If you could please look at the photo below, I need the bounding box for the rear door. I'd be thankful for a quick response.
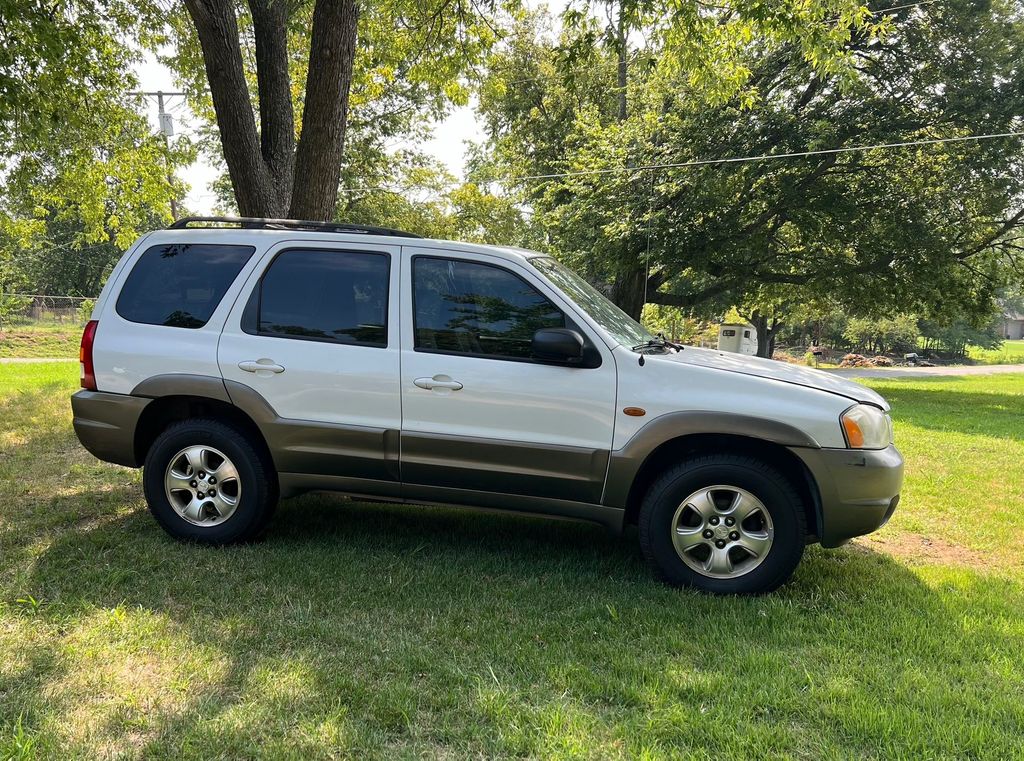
[399,249,618,505]
[218,240,402,494]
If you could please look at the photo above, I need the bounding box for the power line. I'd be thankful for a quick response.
[331,128,1023,197]
[490,130,1024,185]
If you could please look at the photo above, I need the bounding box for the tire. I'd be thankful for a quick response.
[143,418,278,544]
[638,454,806,594]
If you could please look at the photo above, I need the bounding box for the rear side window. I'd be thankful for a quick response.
[116,243,255,328]
[255,249,390,347]
[413,256,564,359]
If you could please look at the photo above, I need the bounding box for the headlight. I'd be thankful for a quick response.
[841,404,893,449]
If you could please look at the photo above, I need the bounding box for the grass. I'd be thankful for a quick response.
[968,338,1024,365]
[0,324,81,359]
[2,364,1023,759]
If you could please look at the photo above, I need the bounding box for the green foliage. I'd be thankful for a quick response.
[0,293,31,329]
[843,314,919,355]
[77,299,96,325]
[0,1,184,247]
[918,315,1003,357]
[641,304,715,344]
[476,1,1024,325]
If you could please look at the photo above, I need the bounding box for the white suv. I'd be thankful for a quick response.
[71,217,903,594]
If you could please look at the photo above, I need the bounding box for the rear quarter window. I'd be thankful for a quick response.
[116,243,255,328]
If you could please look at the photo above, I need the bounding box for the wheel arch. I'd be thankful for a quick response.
[133,393,275,479]
[611,422,823,541]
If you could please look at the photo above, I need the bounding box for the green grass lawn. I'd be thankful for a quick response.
[0,324,80,359]
[2,364,1023,759]
[967,338,1024,365]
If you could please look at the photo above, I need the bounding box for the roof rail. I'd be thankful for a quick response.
[168,216,423,239]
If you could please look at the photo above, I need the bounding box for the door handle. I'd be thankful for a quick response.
[238,359,285,374]
[414,375,463,391]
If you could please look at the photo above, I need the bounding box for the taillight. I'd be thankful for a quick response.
[80,320,98,390]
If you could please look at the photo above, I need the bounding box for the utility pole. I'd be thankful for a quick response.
[156,91,179,220]
[129,91,187,219]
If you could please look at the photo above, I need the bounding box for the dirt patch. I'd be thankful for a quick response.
[853,531,989,570]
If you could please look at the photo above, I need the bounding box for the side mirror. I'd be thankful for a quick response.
[532,328,585,365]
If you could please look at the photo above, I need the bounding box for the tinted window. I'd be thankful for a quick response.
[413,257,564,359]
[257,249,389,347]
[117,243,255,328]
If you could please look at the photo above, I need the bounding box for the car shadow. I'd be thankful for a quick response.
[12,493,1024,756]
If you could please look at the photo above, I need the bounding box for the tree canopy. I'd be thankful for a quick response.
[474,0,1024,355]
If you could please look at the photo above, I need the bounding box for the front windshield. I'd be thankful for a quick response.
[529,257,656,349]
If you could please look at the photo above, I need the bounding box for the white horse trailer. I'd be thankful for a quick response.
[717,323,758,355]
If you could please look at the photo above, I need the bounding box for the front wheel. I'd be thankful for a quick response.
[638,454,806,594]
[143,419,277,544]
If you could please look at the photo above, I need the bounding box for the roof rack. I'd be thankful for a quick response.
[168,216,423,239]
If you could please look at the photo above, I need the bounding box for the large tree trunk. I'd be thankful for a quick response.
[250,0,295,214]
[611,260,647,321]
[184,0,279,216]
[183,0,358,220]
[747,310,781,358]
[289,0,358,220]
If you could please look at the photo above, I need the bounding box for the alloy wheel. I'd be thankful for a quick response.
[670,485,774,579]
[164,445,241,527]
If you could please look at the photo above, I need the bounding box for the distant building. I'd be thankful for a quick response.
[1002,310,1024,340]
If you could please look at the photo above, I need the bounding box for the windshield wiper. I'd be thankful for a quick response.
[631,334,682,353]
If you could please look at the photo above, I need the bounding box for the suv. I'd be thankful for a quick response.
[71,217,903,594]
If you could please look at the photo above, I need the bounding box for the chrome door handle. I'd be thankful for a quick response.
[414,375,463,391]
[238,359,285,374]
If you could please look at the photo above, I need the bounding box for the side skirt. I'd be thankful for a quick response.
[277,473,626,533]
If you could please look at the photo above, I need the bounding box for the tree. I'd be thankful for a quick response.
[476,1,1024,334]
[168,0,505,220]
[0,0,185,249]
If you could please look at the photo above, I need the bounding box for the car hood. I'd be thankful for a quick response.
[649,346,889,409]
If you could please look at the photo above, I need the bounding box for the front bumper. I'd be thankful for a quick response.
[71,390,151,467]
[792,444,904,547]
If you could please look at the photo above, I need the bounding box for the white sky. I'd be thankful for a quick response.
[134,0,563,215]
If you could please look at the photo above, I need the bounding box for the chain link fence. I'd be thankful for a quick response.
[0,294,96,329]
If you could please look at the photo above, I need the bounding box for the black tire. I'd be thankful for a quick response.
[143,418,278,544]
[638,454,806,594]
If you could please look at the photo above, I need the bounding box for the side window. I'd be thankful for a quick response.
[116,243,255,328]
[413,257,564,359]
[255,249,389,347]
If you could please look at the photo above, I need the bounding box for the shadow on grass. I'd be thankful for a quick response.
[10,494,1024,757]
[870,382,1024,441]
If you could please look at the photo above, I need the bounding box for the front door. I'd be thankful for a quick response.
[399,249,617,505]
[219,241,402,493]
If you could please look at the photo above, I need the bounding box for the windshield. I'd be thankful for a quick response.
[529,257,656,349]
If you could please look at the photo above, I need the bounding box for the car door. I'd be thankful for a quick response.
[399,248,618,506]
[218,240,402,495]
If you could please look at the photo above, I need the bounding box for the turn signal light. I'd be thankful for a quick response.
[841,415,864,448]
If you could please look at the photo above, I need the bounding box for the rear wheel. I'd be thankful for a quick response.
[638,454,806,594]
[143,419,277,544]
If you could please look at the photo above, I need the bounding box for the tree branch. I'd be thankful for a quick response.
[183,0,276,216]
[289,0,359,220]
[248,0,294,213]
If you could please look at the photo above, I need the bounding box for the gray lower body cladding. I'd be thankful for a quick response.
[791,444,903,547]
[71,390,151,468]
